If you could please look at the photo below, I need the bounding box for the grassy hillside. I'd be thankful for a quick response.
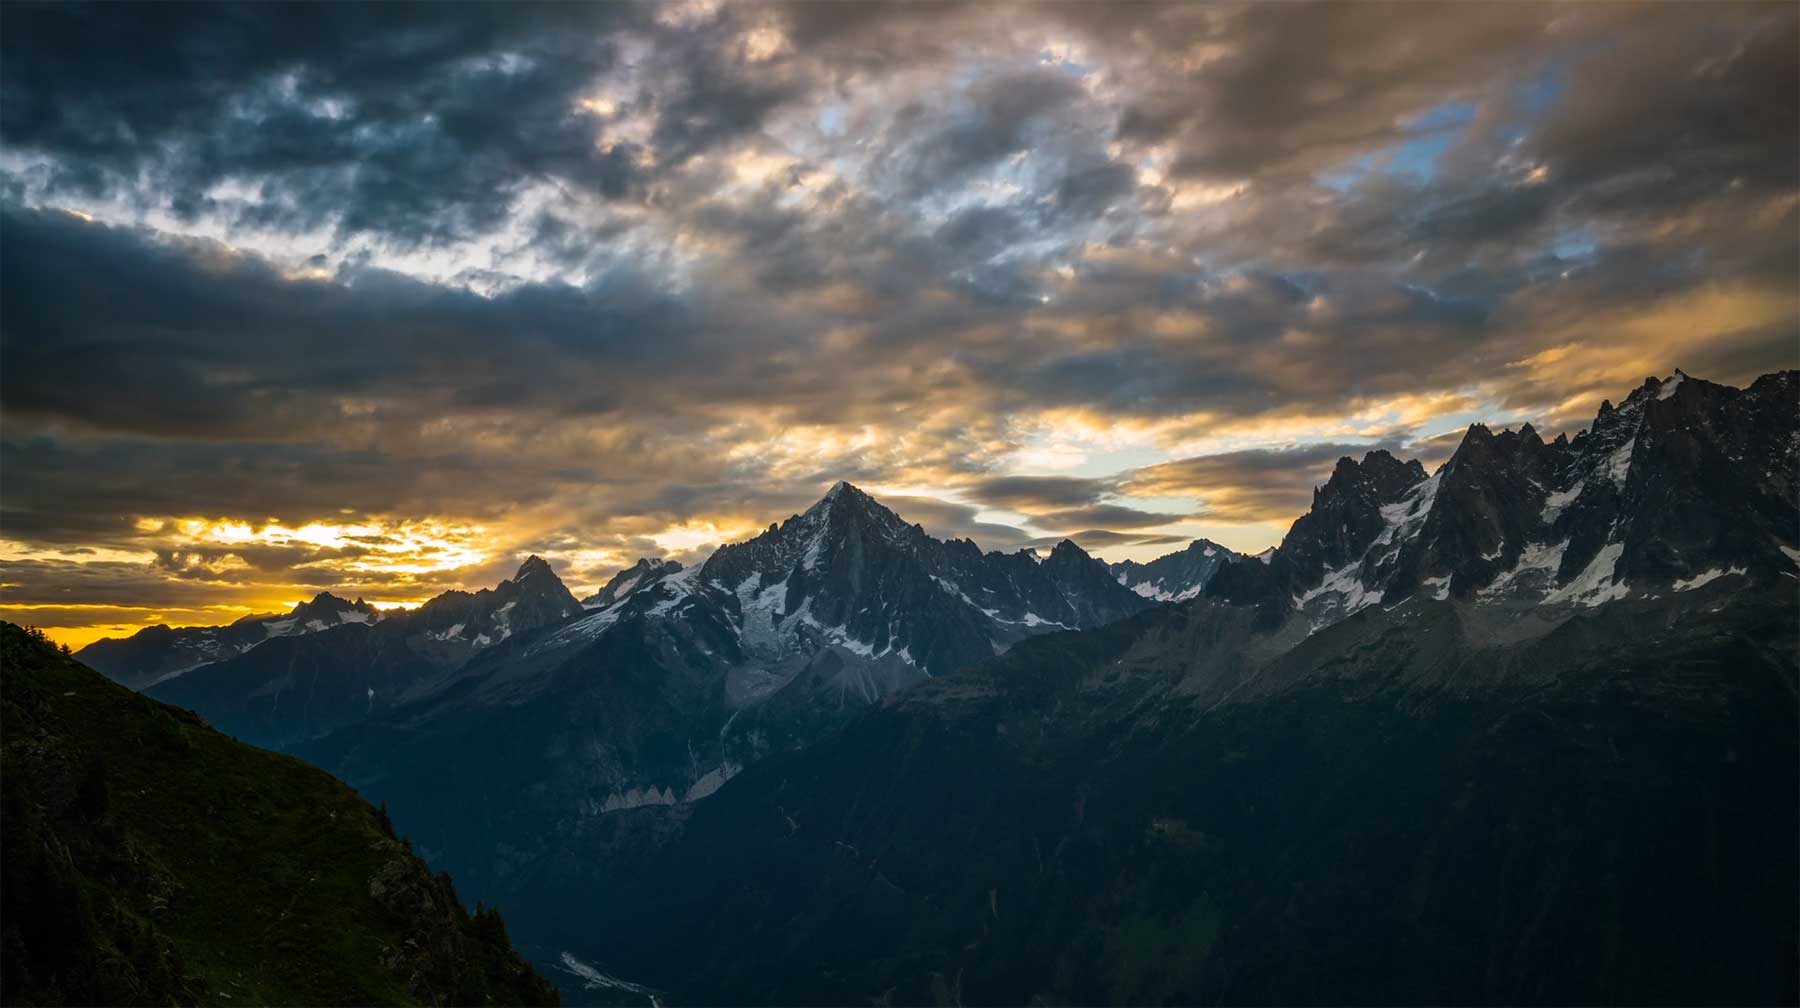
[0,622,558,1006]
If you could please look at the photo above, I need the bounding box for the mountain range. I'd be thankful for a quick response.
[299,483,1170,901]
[76,592,382,691]
[519,368,1797,1003]
[69,369,1799,1003]
[77,556,583,749]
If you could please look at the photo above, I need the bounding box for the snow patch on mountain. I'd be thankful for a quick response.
[1299,559,1386,626]
[1481,540,1568,599]
[1546,543,1629,606]
[557,953,658,1000]
[1541,481,1583,523]
[1374,471,1441,548]
[1672,567,1744,591]
[1604,440,1635,488]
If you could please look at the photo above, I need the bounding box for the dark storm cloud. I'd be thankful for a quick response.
[0,205,713,439]
[882,67,1088,197]
[962,475,1116,513]
[1123,441,1410,524]
[1022,530,1189,553]
[0,559,270,608]
[1082,2,1553,179]
[1036,504,1186,531]
[0,2,811,246]
[956,476,1182,531]
[1527,10,1798,218]
[871,496,1034,551]
[0,435,525,547]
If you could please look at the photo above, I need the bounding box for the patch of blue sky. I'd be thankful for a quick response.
[1319,150,1382,192]
[1320,100,1476,190]
[1038,47,1094,78]
[1523,66,1565,116]
[1551,228,1598,261]
[1390,100,1476,181]
[1408,100,1478,132]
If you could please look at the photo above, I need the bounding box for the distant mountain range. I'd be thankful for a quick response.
[298,483,1176,904]
[110,555,586,750]
[84,482,1226,760]
[522,369,1797,1004]
[71,369,1799,1003]
[76,592,382,690]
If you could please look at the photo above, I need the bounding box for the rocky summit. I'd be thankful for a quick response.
[1212,370,1799,633]
[1109,538,1237,601]
[296,482,1158,910]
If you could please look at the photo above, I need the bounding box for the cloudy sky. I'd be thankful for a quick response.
[1,2,1794,645]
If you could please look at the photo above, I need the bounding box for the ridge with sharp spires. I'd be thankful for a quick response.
[1201,369,1799,629]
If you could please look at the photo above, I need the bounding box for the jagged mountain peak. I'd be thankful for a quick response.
[581,556,683,609]
[294,590,354,611]
[1110,538,1237,602]
[1317,449,1427,503]
[540,482,1154,695]
[405,554,582,652]
[1231,367,1798,628]
[624,555,682,575]
[820,478,858,500]
[288,591,381,624]
[1444,417,1561,474]
[498,556,577,602]
[802,479,909,531]
[705,481,920,586]
[512,554,556,580]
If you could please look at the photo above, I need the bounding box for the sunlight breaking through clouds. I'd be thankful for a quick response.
[1,1,1794,645]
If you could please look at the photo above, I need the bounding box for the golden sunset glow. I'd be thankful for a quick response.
[1,2,1792,650]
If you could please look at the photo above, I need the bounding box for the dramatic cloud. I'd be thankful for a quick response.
[2,1,1794,644]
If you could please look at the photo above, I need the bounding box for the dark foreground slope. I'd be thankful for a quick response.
[536,587,1799,1005]
[0,623,558,1007]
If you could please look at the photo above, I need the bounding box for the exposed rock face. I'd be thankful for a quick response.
[692,482,1150,675]
[404,554,585,655]
[581,557,683,609]
[1205,370,1800,629]
[1108,538,1236,601]
[302,483,1155,907]
[1280,449,1430,588]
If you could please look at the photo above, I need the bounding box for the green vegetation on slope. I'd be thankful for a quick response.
[0,622,559,1007]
